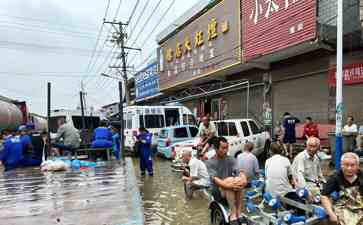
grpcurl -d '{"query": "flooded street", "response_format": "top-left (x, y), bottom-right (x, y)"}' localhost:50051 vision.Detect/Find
top-left (0, 159), bottom-right (143, 225)
top-left (134, 157), bottom-right (210, 225)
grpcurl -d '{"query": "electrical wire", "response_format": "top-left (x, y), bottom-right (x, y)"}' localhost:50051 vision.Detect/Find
top-left (128, 0), bottom-right (163, 48)
top-left (126, 0), bottom-right (151, 44)
top-left (82, 0), bottom-right (111, 82)
top-left (128, 0), bottom-right (175, 66)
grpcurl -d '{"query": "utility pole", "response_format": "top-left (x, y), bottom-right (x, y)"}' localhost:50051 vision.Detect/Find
top-left (335, 0), bottom-right (343, 170)
top-left (103, 20), bottom-right (141, 160)
top-left (104, 21), bottom-right (141, 105)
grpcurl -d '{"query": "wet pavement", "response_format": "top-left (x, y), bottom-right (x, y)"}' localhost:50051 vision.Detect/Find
top-left (134, 157), bottom-right (210, 225)
top-left (0, 158), bottom-right (144, 225)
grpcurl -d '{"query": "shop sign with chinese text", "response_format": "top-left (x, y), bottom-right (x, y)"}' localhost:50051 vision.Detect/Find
top-left (157, 0), bottom-right (241, 90)
top-left (329, 63), bottom-right (363, 86)
top-left (242, 0), bottom-right (317, 61)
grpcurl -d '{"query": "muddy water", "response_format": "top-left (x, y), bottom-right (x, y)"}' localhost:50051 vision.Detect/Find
top-left (0, 159), bottom-right (143, 225)
top-left (134, 157), bottom-right (210, 225)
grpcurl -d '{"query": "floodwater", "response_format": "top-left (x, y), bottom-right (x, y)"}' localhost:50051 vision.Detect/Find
top-left (134, 157), bottom-right (210, 225)
top-left (0, 159), bottom-right (143, 225)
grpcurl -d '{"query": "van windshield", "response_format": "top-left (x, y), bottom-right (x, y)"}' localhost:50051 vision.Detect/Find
top-left (182, 114), bottom-right (196, 125)
top-left (144, 115), bottom-right (164, 128)
top-left (72, 116), bottom-right (100, 130)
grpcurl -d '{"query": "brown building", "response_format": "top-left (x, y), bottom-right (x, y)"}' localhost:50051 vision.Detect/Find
top-left (141, 0), bottom-right (363, 130)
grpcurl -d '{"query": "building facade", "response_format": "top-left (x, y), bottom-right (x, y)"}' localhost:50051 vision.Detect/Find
top-left (142, 0), bottom-right (363, 128)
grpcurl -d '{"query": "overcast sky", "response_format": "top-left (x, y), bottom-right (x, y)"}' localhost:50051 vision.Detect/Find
top-left (0, 0), bottom-right (199, 115)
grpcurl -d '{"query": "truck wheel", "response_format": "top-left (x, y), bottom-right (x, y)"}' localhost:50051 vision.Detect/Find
top-left (210, 205), bottom-right (227, 225)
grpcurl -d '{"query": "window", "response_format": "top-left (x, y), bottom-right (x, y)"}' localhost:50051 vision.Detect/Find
top-left (174, 127), bottom-right (188, 138)
top-left (249, 121), bottom-right (260, 134)
top-left (139, 115), bottom-right (144, 128)
top-left (217, 122), bottom-right (228, 136)
top-left (159, 129), bottom-right (169, 139)
top-left (183, 114), bottom-right (196, 125)
top-left (165, 109), bottom-right (180, 126)
top-left (241, 121), bottom-right (250, 137)
top-left (145, 115), bottom-right (165, 128)
top-left (189, 127), bottom-right (199, 137)
top-left (228, 122), bottom-right (238, 136)
top-left (72, 116), bottom-right (100, 130)
top-left (127, 119), bottom-right (132, 129)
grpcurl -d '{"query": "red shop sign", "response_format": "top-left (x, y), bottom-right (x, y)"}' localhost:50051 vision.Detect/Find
top-left (329, 63), bottom-right (363, 86)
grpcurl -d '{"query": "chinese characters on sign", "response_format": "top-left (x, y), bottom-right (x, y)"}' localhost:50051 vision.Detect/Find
top-left (164, 17), bottom-right (230, 64)
top-left (250, 0), bottom-right (300, 24)
top-left (328, 63), bottom-right (363, 86)
top-left (242, 0), bottom-right (316, 61)
top-left (158, 0), bottom-right (240, 90)
top-left (135, 63), bottom-right (160, 101)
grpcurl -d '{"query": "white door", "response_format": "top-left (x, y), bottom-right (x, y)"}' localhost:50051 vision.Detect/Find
top-left (247, 120), bottom-right (264, 155)
top-left (239, 121), bottom-right (255, 153)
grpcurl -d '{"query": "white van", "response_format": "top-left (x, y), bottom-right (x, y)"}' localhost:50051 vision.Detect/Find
top-left (123, 105), bottom-right (196, 151)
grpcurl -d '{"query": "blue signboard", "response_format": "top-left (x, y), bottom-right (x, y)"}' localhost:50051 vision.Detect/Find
top-left (135, 62), bottom-right (159, 101)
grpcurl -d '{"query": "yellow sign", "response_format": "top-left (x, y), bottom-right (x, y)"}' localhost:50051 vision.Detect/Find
top-left (165, 18), bottom-right (230, 63)
top-left (166, 48), bottom-right (173, 62)
top-left (184, 37), bottom-right (192, 53)
top-left (208, 18), bottom-right (218, 40)
top-left (221, 21), bottom-right (229, 33)
top-left (175, 43), bottom-right (182, 58)
top-left (194, 31), bottom-right (204, 47)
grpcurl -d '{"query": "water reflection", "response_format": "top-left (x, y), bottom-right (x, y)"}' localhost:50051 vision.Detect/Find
top-left (0, 160), bottom-right (143, 225)
top-left (135, 157), bottom-right (210, 225)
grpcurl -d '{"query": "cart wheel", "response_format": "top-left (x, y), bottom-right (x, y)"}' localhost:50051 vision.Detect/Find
top-left (210, 205), bottom-right (227, 225)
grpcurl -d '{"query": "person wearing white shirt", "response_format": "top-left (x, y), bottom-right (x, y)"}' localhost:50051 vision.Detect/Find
top-left (181, 150), bottom-right (210, 187)
top-left (342, 116), bottom-right (358, 133)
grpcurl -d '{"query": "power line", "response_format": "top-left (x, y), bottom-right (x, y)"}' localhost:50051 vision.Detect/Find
top-left (128, 0), bottom-right (175, 66)
top-left (127, 0), bottom-right (141, 24)
top-left (0, 40), bottom-right (109, 56)
top-left (128, 0), bottom-right (163, 48)
top-left (126, 0), bottom-right (151, 44)
top-left (113, 0), bottom-right (123, 21)
top-left (0, 13), bottom-right (97, 30)
top-left (82, 0), bottom-right (111, 82)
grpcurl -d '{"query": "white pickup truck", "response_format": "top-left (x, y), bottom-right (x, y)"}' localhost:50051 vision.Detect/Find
top-left (171, 119), bottom-right (271, 161)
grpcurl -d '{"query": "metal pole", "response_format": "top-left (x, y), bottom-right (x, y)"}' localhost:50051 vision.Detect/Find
top-left (246, 81), bottom-right (250, 118)
top-left (119, 81), bottom-right (125, 161)
top-left (335, 0), bottom-right (343, 170)
top-left (79, 91), bottom-right (86, 130)
top-left (47, 82), bottom-right (51, 160)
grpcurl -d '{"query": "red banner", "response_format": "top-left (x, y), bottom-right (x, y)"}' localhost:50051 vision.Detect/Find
top-left (241, 0), bottom-right (317, 61)
top-left (329, 63), bottom-right (363, 86)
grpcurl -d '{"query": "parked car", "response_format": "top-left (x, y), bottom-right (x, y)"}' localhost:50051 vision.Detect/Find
top-left (157, 125), bottom-right (199, 159)
top-left (172, 119), bottom-right (271, 162)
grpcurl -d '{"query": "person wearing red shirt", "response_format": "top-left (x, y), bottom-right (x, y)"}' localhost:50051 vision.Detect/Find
top-left (303, 117), bottom-right (319, 140)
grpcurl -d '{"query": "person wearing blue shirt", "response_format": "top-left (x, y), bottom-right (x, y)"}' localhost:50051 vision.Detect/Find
top-left (110, 125), bottom-right (121, 160)
top-left (282, 112), bottom-right (300, 159)
top-left (0, 132), bottom-right (24, 171)
top-left (91, 121), bottom-right (113, 149)
top-left (135, 127), bottom-right (153, 176)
